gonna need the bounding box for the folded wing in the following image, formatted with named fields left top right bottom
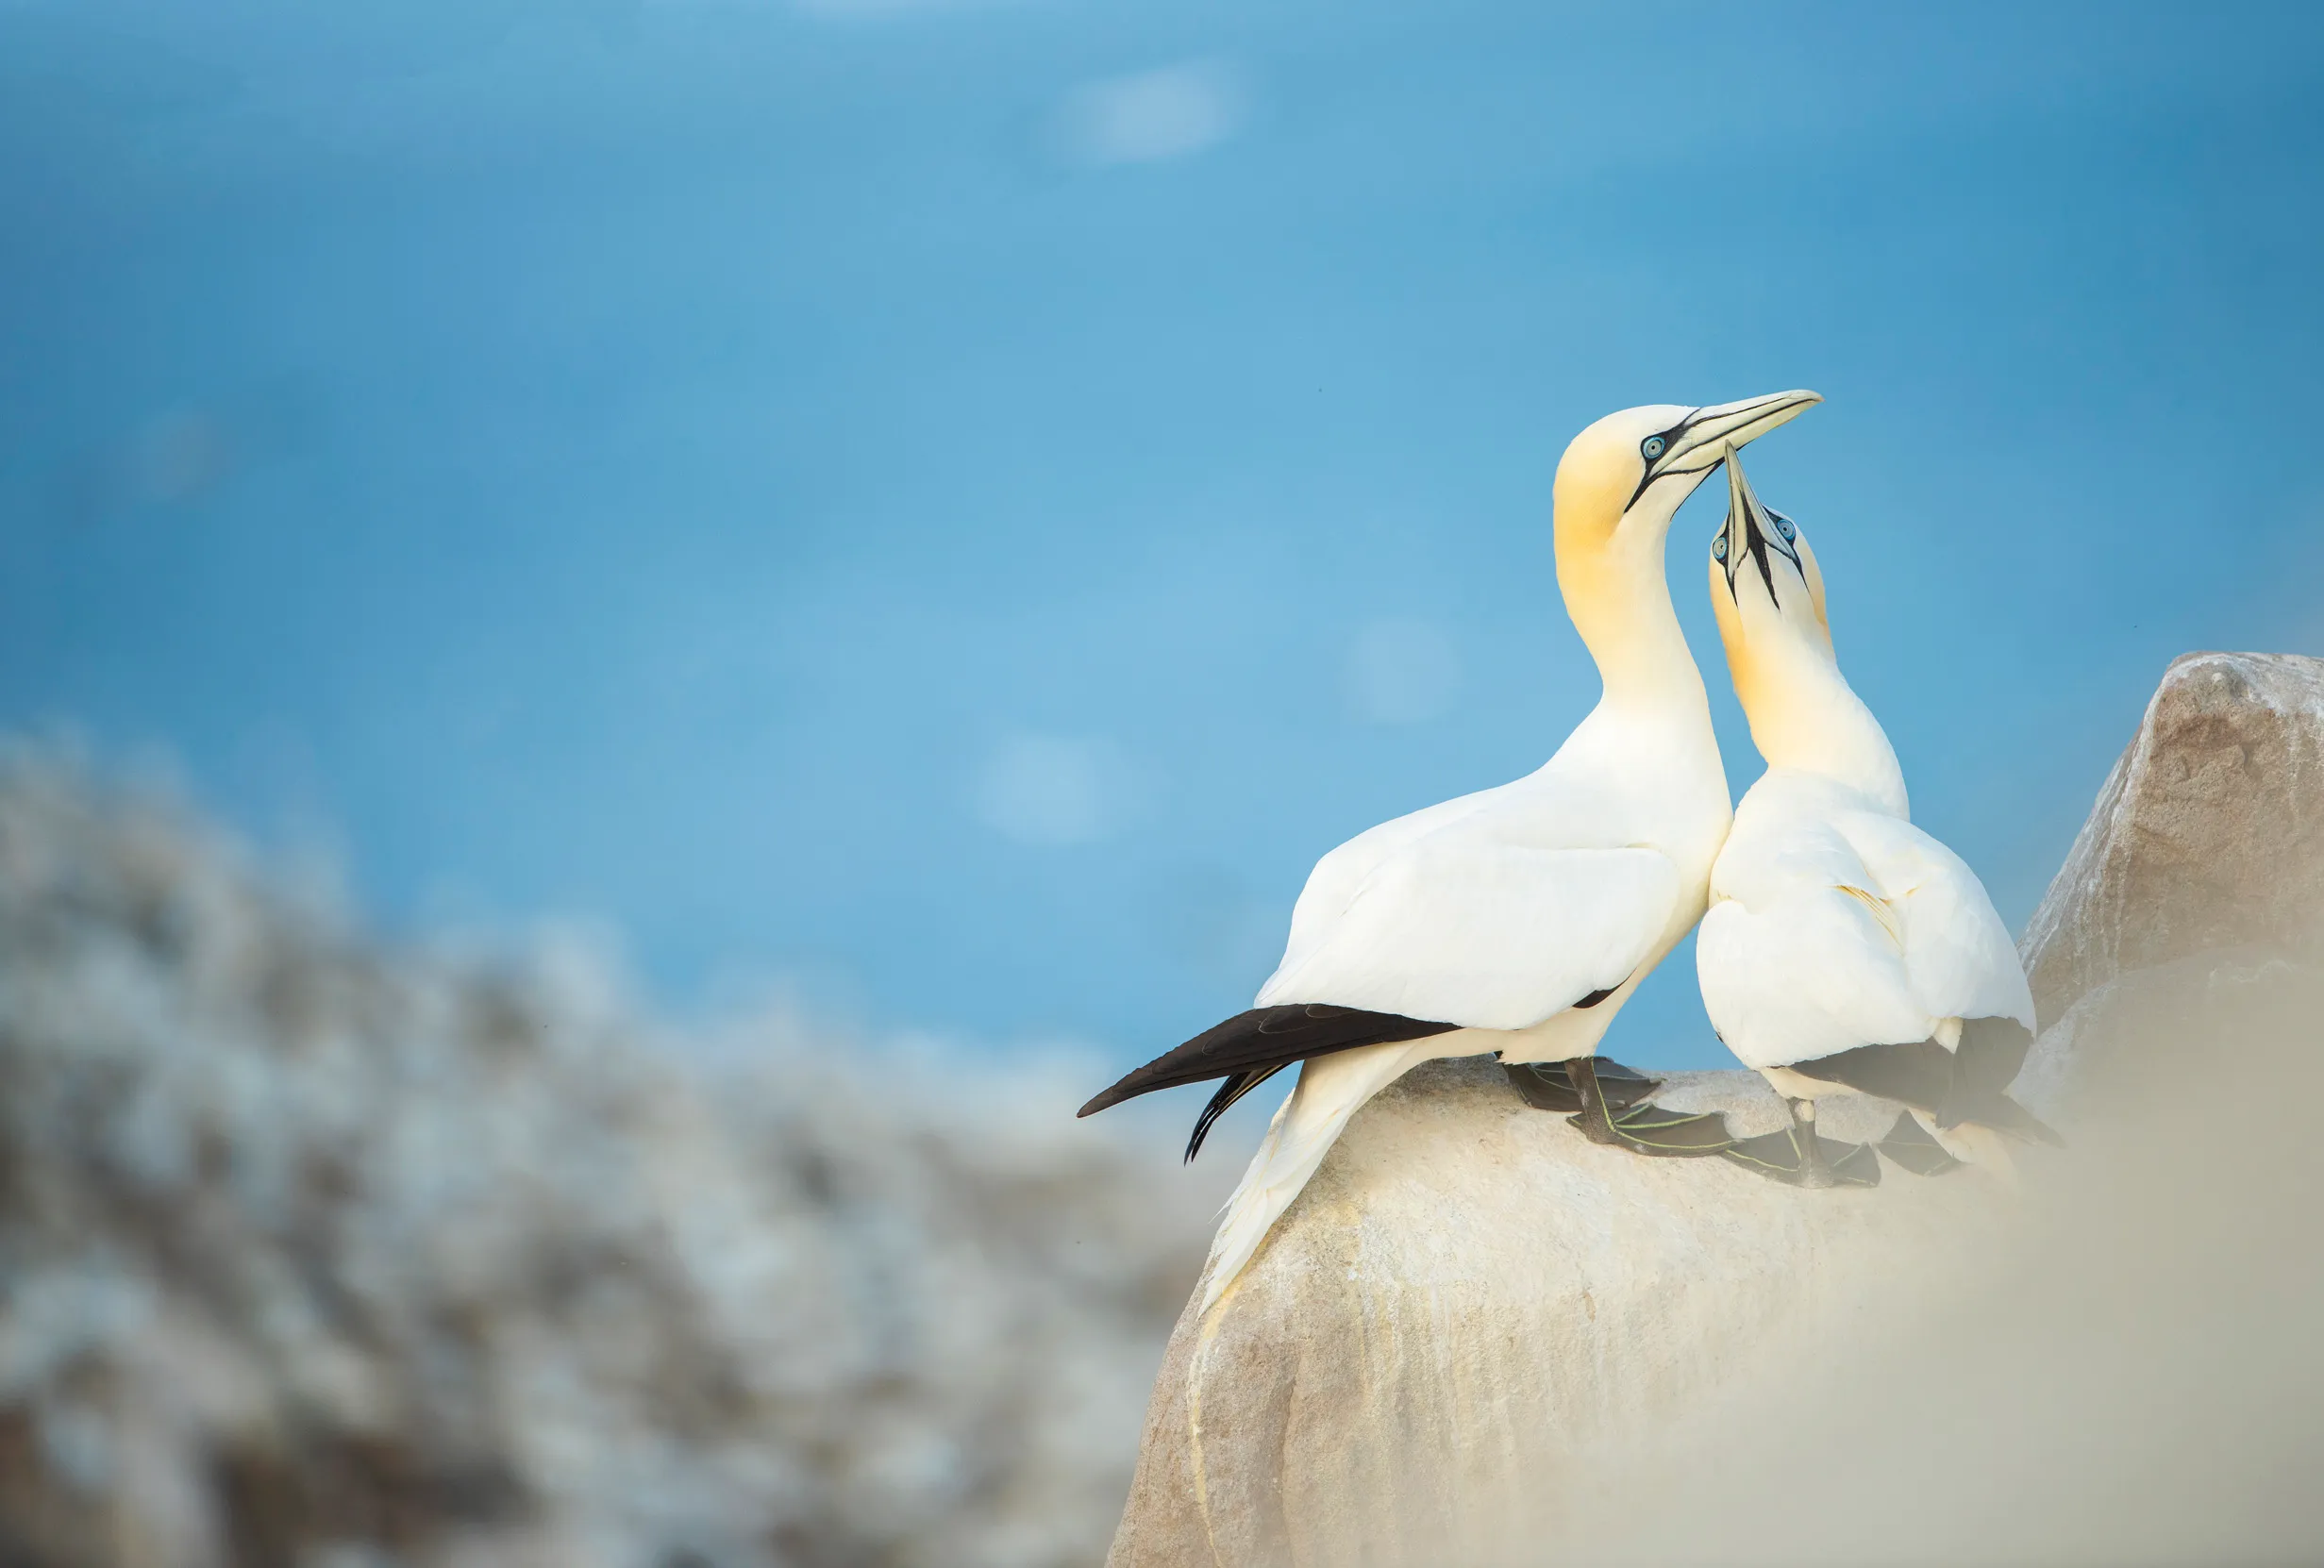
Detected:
left=1701, top=792, right=2033, bottom=1070
left=1828, top=809, right=2034, bottom=1029
left=1258, top=819, right=1683, bottom=1032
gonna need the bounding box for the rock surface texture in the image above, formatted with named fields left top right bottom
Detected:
left=1107, top=649, right=2324, bottom=1568
left=2019, top=650, right=2324, bottom=1026
left=1103, top=1064, right=1996, bottom=1568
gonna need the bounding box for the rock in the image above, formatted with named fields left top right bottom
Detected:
left=2020, top=650, right=2324, bottom=1028
left=1103, top=1059, right=2001, bottom=1567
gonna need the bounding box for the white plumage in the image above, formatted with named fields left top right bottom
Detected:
left=1699, top=770, right=2034, bottom=1069
left=1257, top=722, right=1692, bottom=1034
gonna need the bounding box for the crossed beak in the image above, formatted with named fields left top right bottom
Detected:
left=1718, top=442, right=1800, bottom=601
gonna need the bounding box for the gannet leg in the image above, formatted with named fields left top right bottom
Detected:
left=1786, top=1097, right=1836, bottom=1188
left=1722, top=1096, right=1881, bottom=1187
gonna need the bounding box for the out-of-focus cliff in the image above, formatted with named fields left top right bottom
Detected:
left=0, top=756, right=1217, bottom=1568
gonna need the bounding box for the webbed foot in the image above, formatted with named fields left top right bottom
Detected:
left=1501, top=1057, right=1658, bottom=1115
left=1541, top=1057, right=1735, bottom=1159
left=1586, top=1098, right=1739, bottom=1156
left=1722, top=1098, right=1881, bottom=1187
left=1876, top=1109, right=1964, bottom=1176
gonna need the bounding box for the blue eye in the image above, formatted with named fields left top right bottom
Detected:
left=1712, top=534, right=1728, bottom=561
left=1641, top=435, right=1666, bottom=460
left=1772, top=514, right=1797, bottom=542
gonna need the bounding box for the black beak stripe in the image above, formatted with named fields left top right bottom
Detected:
left=1723, top=501, right=1802, bottom=607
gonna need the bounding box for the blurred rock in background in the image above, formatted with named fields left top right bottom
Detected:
left=0, top=753, right=1217, bottom=1568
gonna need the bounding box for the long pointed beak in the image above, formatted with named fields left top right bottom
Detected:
left=1670, top=389, right=1821, bottom=472
left=1717, top=442, right=1800, bottom=601
left=1724, top=440, right=1763, bottom=524
left=1722, top=442, right=1749, bottom=564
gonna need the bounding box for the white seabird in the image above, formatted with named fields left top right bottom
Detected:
left=1696, top=445, right=2061, bottom=1186
left=1081, top=392, right=1821, bottom=1309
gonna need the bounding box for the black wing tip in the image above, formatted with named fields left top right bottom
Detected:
left=1078, top=1004, right=1459, bottom=1122
left=1182, top=1066, right=1287, bottom=1162
left=1077, top=1086, right=1129, bottom=1119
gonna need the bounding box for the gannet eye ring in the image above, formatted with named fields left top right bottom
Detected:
left=1772, top=514, right=1797, bottom=542
left=1640, top=435, right=1666, bottom=461
left=1712, top=535, right=1728, bottom=561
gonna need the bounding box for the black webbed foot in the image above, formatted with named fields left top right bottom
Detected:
left=1722, top=1098, right=1881, bottom=1188
left=1586, top=1097, right=1738, bottom=1156
left=1536, top=1057, right=1736, bottom=1159
left=1828, top=1139, right=1883, bottom=1185
left=1876, top=1109, right=1964, bottom=1176
left=1501, top=1057, right=1658, bottom=1115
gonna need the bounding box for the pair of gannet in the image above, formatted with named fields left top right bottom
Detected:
left=1080, top=393, right=2051, bottom=1309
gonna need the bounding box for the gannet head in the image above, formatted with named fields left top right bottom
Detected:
left=1553, top=391, right=1822, bottom=557
left=1709, top=443, right=1909, bottom=813
left=1709, top=442, right=1833, bottom=662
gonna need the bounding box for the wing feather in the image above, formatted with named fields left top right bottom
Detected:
left=1827, top=809, right=2034, bottom=1029
left=1258, top=832, right=1683, bottom=1030
left=1701, top=775, right=2035, bottom=1071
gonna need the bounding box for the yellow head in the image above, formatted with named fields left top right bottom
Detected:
left=1708, top=443, right=1836, bottom=707
left=1552, top=392, right=1820, bottom=667
left=1707, top=445, right=1909, bottom=810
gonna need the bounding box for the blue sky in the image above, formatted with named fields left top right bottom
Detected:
left=4, top=1, right=2322, bottom=1102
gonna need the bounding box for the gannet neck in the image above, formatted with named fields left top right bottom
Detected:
left=1549, top=394, right=1819, bottom=725
left=1557, top=515, right=1713, bottom=717
left=1724, top=628, right=1908, bottom=817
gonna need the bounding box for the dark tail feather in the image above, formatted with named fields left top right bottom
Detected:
left=1785, top=1039, right=1953, bottom=1112
left=1795, top=1019, right=2065, bottom=1150
left=1184, top=1064, right=1288, bottom=1162
left=1950, top=1016, right=2034, bottom=1102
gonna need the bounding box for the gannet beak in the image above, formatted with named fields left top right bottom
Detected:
left=1669, top=389, right=1821, bottom=474
left=1627, top=390, right=1820, bottom=513
left=1716, top=441, right=1801, bottom=602
left=1724, top=438, right=1769, bottom=516
left=1721, top=441, right=1756, bottom=562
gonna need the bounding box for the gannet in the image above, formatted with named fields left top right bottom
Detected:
left=1696, top=446, right=2061, bottom=1186
left=1080, top=392, right=1820, bottom=1308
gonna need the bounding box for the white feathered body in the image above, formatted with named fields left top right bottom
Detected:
left=1697, top=771, right=2033, bottom=1091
